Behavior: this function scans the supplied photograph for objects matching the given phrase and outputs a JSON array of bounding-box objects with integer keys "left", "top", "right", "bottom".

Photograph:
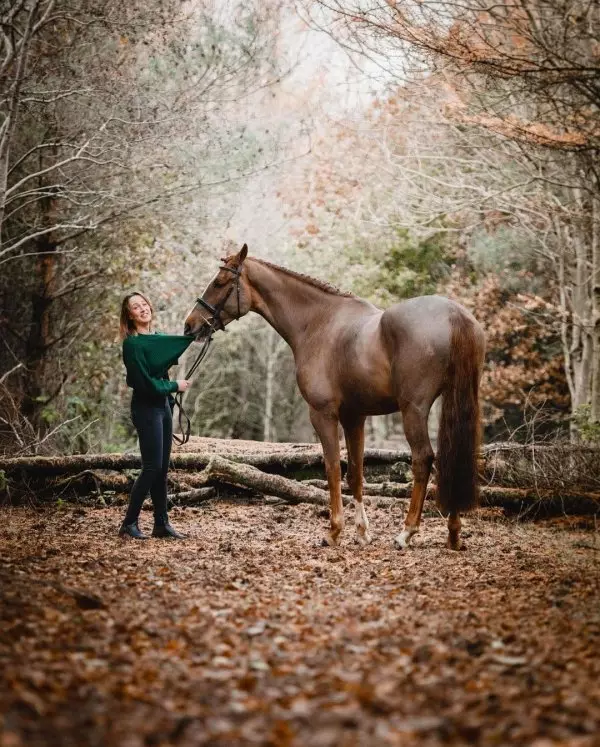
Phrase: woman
[{"left": 119, "top": 291, "right": 194, "bottom": 540}]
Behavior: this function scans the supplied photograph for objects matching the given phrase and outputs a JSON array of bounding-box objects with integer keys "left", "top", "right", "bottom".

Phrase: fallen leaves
[{"left": 0, "top": 503, "right": 599, "bottom": 746}]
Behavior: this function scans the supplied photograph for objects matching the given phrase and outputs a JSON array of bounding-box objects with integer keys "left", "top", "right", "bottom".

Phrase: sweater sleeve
[{"left": 123, "top": 338, "right": 179, "bottom": 397}]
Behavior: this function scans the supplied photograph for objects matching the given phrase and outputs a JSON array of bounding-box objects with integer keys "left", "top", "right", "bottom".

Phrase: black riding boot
[
  {"left": 119, "top": 520, "right": 149, "bottom": 540},
  {"left": 152, "top": 513, "right": 185, "bottom": 540}
]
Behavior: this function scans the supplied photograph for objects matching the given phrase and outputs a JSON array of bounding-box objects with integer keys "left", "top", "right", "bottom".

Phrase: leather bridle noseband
[
  {"left": 173, "top": 264, "right": 243, "bottom": 446},
  {"left": 195, "top": 264, "right": 242, "bottom": 333}
]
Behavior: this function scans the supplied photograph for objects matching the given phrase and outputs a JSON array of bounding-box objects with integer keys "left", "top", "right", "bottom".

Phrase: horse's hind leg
[
  {"left": 447, "top": 513, "right": 465, "bottom": 550},
  {"left": 309, "top": 407, "right": 344, "bottom": 546},
  {"left": 342, "top": 415, "right": 371, "bottom": 546},
  {"left": 394, "top": 403, "right": 434, "bottom": 550}
]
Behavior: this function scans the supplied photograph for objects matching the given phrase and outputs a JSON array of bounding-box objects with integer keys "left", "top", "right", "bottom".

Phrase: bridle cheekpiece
[{"left": 195, "top": 263, "right": 242, "bottom": 333}]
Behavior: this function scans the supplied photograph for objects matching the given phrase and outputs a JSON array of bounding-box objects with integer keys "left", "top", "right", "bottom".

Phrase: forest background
[{"left": 1, "top": 0, "right": 599, "bottom": 457}]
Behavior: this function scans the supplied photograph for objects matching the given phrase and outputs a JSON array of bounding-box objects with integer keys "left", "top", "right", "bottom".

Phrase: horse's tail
[{"left": 436, "top": 310, "right": 483, "bottom": 515}]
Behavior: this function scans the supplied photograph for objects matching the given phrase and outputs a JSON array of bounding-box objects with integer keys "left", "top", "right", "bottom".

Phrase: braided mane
[{"left": 249, "top": 257, "right": 355, "bottom": 298}]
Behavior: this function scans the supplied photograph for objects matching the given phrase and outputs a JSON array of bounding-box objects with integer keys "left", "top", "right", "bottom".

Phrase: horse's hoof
[
  {"left": 394, "top": 530, "right": 413, "bottom": 550},
  {"left": 321, "top": 535, "right": 340, "bottom": 547},
  {"left": 356, "top": 531, "right": 372, "bottom": 546},
  {"left": 447, "top": 538, "right": 467, "bottom": 551}
]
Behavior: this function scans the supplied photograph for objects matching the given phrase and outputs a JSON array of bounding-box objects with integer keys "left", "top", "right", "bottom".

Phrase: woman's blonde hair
[{"left": 119, "top": 291, "right": 154, "bottom": 339}]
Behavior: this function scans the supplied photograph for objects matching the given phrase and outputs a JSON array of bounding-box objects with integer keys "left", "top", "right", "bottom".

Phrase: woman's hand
[{"left": 176, "top": 380, "right": 191, "bottom": 392}]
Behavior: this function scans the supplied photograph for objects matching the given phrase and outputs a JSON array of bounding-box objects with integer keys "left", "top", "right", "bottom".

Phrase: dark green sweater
[{"left": 122, "top": 333, "right": 194, "bottom": 401}]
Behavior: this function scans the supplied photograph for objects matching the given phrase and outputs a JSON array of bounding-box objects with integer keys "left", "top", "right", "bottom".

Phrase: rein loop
[
  {"left": 172, "top": 332, "right": 213, "bottom": 446},
  {"left": 172, "top": 264, "right": 242, "bottom": 445}
]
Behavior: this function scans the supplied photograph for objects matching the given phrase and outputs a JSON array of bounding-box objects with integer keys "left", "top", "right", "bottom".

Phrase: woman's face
[{"left": 128, "top": 295, "right": 152, "bottom": 328}]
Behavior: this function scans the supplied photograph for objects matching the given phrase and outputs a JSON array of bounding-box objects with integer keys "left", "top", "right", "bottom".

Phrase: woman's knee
[{"left": 140, "top": 461, "right": 162, "bottom": 477}]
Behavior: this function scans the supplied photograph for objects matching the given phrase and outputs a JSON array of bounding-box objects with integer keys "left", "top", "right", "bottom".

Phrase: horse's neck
[{"left": 246, "top": 259, "right": 344, "bottom": 350}]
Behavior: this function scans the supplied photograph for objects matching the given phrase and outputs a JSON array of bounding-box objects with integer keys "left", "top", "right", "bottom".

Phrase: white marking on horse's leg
[
  {"left": 355, "top": 502, "right": 372, "bottom": 545},
  {"left": 394, "top": 527, "right": 417, "bottom": 550}
]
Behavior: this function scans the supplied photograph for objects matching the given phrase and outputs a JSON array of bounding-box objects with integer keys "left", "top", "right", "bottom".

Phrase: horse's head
[{"left": 184, "top": 243, "right": 250, "bottom": 338}]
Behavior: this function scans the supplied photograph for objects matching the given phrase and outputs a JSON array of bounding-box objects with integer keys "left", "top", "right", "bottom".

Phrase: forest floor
[{"left": 0, "top": 501, "right": 599, "bottom": 747}]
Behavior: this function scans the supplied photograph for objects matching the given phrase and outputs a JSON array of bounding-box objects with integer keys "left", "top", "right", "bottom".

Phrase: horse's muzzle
[{"left": 184, "top": 319, "right": 212, "bottom": 340}]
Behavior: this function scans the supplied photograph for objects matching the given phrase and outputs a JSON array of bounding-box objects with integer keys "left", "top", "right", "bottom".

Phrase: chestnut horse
[{"left": 184, "top": 245, "right": 486, "bottom": 550}]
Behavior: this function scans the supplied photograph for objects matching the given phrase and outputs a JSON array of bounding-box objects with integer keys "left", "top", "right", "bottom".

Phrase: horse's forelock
[{"left": 222, "top": 253, "right": 240, "bottom": 267}]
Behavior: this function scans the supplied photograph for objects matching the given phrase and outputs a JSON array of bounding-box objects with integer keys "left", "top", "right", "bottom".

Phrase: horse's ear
[{"left": 237, "top": 243, "right": 248, "bottom": 264}]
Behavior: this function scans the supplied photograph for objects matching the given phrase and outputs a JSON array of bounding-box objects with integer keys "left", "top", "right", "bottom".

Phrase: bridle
[
  {"left": 195, "top": 263, "right": 242, "bottom": 332},
  {"left": 173, "top": 263, "right": 243, "bottom": 445}
]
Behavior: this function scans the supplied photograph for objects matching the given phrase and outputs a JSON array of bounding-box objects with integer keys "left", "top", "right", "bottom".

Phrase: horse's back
[
  {"left": 378, "top": 295, "right": 484, "bottom": 404},
  {"left": 381, "top": 295, "right": 483, "bottom": 353}
]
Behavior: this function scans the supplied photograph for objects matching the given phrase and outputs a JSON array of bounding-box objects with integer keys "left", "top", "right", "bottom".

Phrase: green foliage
[
  {"left": 38, "top": 395, "right": 89, "bottom": 430},
  {"left": 572, "top": 405, "right": 600, "bottom": 443},
  {"left": 36, "top": 395, "right": 59, "bottom": 426},
  {"left": 100, "top": 423, "right": 133, "bottom": 455},
  {"left": 381, "top": 229, "right": 453, "bottom": 298},
  {"left": 467, "top": 226, "right": 546, "bottom": 294},
  {"left": 350, "top": 227, "right": 455, "bottom": 303}
]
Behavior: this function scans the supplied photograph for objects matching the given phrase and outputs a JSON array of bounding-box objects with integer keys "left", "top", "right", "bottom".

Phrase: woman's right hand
[{"left": 176, "top": 380, "right": 191, "bottom": 392}]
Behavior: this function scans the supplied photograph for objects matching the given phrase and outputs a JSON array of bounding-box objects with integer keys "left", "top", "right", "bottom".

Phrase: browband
[{"left": 195, "top": 265, "right": 240, "bottom": 315}]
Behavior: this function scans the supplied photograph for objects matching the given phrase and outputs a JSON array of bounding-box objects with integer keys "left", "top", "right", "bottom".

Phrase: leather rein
[{"left": 173, "top": 264, "right": 242, "bottom": 445}]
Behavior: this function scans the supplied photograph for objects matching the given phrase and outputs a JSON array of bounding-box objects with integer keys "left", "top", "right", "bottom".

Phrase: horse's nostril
[{"left": 184, "top": 323, "right": 191, "bottom": 336}]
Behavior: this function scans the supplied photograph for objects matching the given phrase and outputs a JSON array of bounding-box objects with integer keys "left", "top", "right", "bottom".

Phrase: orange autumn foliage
[{"left": 443, "top": 271, "right": 569, "bottom": 425}]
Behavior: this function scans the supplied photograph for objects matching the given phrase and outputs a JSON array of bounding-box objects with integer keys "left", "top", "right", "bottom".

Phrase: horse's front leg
[
  {"left": 342, "top": 415, "right": 371, "bottom": 546},
  {"left": 309, "top": 407, "right": 344, "bottom": 546}
]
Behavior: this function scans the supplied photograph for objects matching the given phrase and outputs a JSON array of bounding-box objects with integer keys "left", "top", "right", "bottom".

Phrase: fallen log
[
  {"left": 304, "top": 479, "right": 410, "bottom": 496},
  {"left": 181, "top": 459, "right": 600, "bottom": 516},
  {"left": 0, "top": 447, "right": 411, "bottom": 478},
  {"left": 480, "top": 443, "right": 600, "bottom": 493},
  {"left": 3, "top": 441, "right": 598, "bottom": 489},
  {"left": 478, "top": 485, "right": 600, "bottom": 517},
  {"left": 172, "top": 487, "right": 217, "bottom": 504},
  {"left": 196, "top": 456, "right": 331, "bottom": 505},
  {"left": 49, "top": 471, "right": 211, "bottom": 499},
  {"left": 53, "top": 470, "right": 131, "bottom": 492},
  {"left": 480, "top": 442, "right": 600, "bottom": 456},
  {"left": 2, "top": 450, "right": 599, "bottom": 518}
]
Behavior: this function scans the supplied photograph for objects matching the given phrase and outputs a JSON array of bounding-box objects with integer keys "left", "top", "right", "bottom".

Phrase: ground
[{"left": 0, "top": 502, "right": 599, "bottom": 747}]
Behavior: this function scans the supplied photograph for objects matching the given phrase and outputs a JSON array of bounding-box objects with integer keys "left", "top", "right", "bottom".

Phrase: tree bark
[
  {"left": 591, "top": 195, "right": 600, "bottom": 423},
  {"left": 0, "top": 447, "right": 412, "bottom": 476}
]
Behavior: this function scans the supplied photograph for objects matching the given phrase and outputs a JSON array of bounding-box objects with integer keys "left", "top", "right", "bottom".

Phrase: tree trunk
[
  {"left": 21, "top": 242, "right": 58, "bottom": 427},
  {"left": 263, "top": 327, "right": 276, "bottom": 441},
  {"left": 555, "top": 193, "right": 596, "bottom": 442},
  {"left": 590, "top": 195, "right": 600, "bottom": 424},
  {"left": 20, "top": 141, "right": 62, "bottom": 431},
  {"left": 0, "top": 3, "right": 38, "bottom": 251}
]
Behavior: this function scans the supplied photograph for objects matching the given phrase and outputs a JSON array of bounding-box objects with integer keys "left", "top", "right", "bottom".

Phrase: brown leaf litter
[{"left": 0, "top": 501, "right": 598, "bottom": 746}]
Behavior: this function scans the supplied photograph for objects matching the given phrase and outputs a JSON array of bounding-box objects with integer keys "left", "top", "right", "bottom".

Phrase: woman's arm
[{"left": 123, "top": 339, "right": 179, "bottom": 397}]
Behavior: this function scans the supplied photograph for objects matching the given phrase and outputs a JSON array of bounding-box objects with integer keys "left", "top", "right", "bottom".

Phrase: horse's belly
[
  {"left": 339, "top": 368, "right": 397, "bottom": 415},
  {"left": 338, "top": 322, "right": 397, "bottom": 413},
  {"left": 342, "top": 394, "right": 398, "bottom": 416}
]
